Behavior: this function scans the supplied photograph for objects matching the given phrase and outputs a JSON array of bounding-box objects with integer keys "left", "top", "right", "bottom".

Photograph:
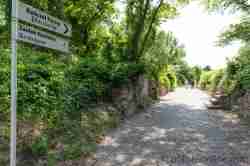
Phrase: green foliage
[
  {"left": 0, "top": 48, "right": 10, "bottom": 117},
  {"left": 64, "top": 57, "right": 110, "bottom": 111},
  {"left": 200, "top": 59, "right": 250, "bottom": 94},
  {"left": 203, "top": 0, "right": 250, "bottom": 96},
  {"left": 159, "top": 70, "right": 171, "bottom": 90},
  {"left": 158, "top": 66, "right": 178, "bottom": 91},
  {"left": 223, "top": 45, "right": 250, "bottom": 92},
  {"left": 167, "top": 67, "right": 178, "bottom": 91},
  {"left": 209, "top": 69, "right": 225, "bottom": 92},
  {"left": 64, "top": 0, "right": 116, "bottom": 54},
  {"left": 175, "top": 61, "right": 194, "bottom": 85},
  {"left": 192, "top": 66, "right": 202, "bottom": 86},
  {"left": 126, "top": 0, "right": 188, "bottom": 62},
  {"left": 63, "top": 142, "right": 84, "bottom": 160},
  {"left": 31, "top": 135, "right": 48, "bottom": 156},
  {"left": 204, "top": 0, "right": 250, "bottom": 49},
  {"left": 144, "top": 30, "right": 187, "bottom": 90},
  {"left": 0, "top": 0, "right": 5, "bottom": 26},
  {"left": 199, "top": 71, "right": 214, "bottom": 90},
  {"left": 218, "top": 16, "right": 250, "bottom": 45},
  {"left": 197, "top": 45, "right": 250, "bottom": 95},
  {"left": 0, "top": 46, "right": 121, "bottom": 161},
  {"left": 16, "top": 48, "right": 66, "bottom": 126},
  {"left": 0, "top": 0, "right": 191, "bottom": 163},
  {"left": 219, "top": 76, "right": 237, "bottom": 94},
  {"left": 238, "top": 67, "right": 250, "bottom": 90},
  {"left": 199, "top": 69, "right": 224, "bottom": 92},
  {"left": 203, "top": 0, "right": 250, "bottom": 13}
]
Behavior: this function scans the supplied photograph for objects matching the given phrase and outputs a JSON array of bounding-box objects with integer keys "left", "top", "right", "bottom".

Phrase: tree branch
[
  {"left": 139, "top": 0, "right": 163, "bottom": 57},
  {"left": 128, "top": 0, "right": 151, "bottom": 60}
]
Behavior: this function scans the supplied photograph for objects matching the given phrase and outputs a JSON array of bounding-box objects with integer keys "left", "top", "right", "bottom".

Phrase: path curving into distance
[{"left": 89, "top": 88, "right": 250, "bottom": 166}]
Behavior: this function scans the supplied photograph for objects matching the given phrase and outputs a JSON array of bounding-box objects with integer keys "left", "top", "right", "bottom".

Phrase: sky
[{"left": 161, "top": 1, "right": 242, "bottom": 69}]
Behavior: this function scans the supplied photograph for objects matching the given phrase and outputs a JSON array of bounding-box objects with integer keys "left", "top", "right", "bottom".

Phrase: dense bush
[
  {"left": 199, "top": 46, "right": 250, "bottom": 95},
  {"left": 238, "top": 67, "right": 250, "bottom": 90},
  {"left": 174, "top": 62, "right": 195, "bottom": 86},
  {"left": 199, "top": 71, "right": 213, "bottom": 90},
  {"left": 0, "top": 48, "right": 10, "bottom": 118},
  {"left": 0, "top": 0, "right": 191, "bottom": 164},
  {"left": 209, "top": 69, "right": 225, "bottom": 92},
  {"left": 159, "top": 71, "right": 171, "bottom": 90},
  {"left": 158, "top": 66, "right": 178, "bottom": 91},
  {"left": 219, "top": 74, "right": 237, "bottom": 95},
  {"left": 167, "top": 70, "right": 178, "bottom": 91},
  {"left": 199, "top": 69, "right": 225, "bottom": 92},
  {"left": 218, "top": 46, "right": 250, "bottom": 94},
  {"left": 0, "top": 46, "right": 125, "bottom": 161}
]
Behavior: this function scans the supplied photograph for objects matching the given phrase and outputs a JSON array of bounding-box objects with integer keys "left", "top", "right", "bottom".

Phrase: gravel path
[{"left": 90, "top": 88, "right": 250, "bottom": 166}]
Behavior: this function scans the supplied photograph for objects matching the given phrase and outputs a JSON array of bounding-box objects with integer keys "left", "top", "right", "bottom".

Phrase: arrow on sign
[
  {"left": 17, "top": 23, "right": 69, "bottom": 53},
  {"left": 18, "top": 1, "right": 72, "bottom": 37},
  {"left": 64, "top": 24, "right": 69, "bottom": 34}
]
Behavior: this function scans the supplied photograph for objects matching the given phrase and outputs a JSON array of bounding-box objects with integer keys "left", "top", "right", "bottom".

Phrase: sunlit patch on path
[{"left": 91, "top": 88, "right": 250, "bottom": 166}]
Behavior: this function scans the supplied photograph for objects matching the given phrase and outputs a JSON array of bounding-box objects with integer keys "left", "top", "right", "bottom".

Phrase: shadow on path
[{"left": 91, "top": 88, "right": 250, "bottom": 166}]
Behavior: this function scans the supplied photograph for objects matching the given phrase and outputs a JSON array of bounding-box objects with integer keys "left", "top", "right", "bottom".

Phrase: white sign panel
[
  {"left": 17, "top": 23, "right": 69, "bottom": 53},
  {"left": 18, "top": 1, "right": 72, "bottom": 37}
]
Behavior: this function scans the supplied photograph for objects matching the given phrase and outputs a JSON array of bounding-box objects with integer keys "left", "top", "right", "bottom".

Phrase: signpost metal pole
[{"left": 10, "top": 0, "right": 18, "bottom": 165}]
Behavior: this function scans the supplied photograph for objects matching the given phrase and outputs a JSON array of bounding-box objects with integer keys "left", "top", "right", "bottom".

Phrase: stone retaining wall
[
  {"left": 111, "top": 75, "right": 152, "bottom": 117},
  {"left": 238, "top": 91, "right": 250, "bottom": 117},
  {"left": 223, "top": 90, "right": 250, "bottom": 118}
]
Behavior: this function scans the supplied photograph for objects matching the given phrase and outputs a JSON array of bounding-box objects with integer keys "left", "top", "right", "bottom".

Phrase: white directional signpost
[
  {"left": 10, "top": 0, "right": 18, "bottom": 166},
  {"left": 18, "top": 1, "right": 72, "bottom": 37},
  {"left": 17, "top": 23, "right": 69, "bottom": 53},
  {"left": 10, "top": 0, "right": 72, "bottom": 165}
]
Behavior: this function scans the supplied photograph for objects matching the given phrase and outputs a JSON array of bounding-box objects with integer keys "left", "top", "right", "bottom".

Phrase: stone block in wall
[
  {"left": 238, "top": 91, "right": 250, "bottom": 118},
  {"left": 160, "top": 87, "right": 168, "bottom": 96},
  {"left": 149, "top": 80, "right": 158, "bottom": 100},
  {"left": 111, "top": 87, "right": 129, "bottom": 99},
  {"left": 136, "top": 75, "right": 150, "bottom": 108},
  {"left": 111, "top": 75, "right": 151, "bottom": 118}
]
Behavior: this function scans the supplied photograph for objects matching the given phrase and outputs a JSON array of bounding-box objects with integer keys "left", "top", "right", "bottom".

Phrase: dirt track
[{"left": 91, "top": 88, "right": 250, "bottom": 166}]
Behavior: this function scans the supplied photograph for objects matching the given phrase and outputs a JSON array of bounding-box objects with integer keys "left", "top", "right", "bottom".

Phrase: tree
[
  {"left": 203, "top": 0, "right": 250, "bottom": 93},
  {"left": 175, "top": 61, "right": 194, "bottom": 85},
  {"left": 203, "top": 0, "right": 250, "bottom": 13},
  {"left": 126, "top": 0, "right": 188, "bottom": 62},
  {"left": 218, "top": 15, "right": 250, "bottom": 45},
  {"left": 0, "top": 0, "right": 5, "bottom": 26},
  {"left": 144, "top": 31, "right": 186, "bottom": 81},
  {"left": 204, "top": 65, "right": 212, "bottom": 71},
  {"left": 203, "top": 0, "right": 250, "bottom": 46},
  {"left": 64, "top": 0, "right": 116, "bottom": 54},
  {"left": 192, "top": 66, "right": 202, "bottom": 87}
]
